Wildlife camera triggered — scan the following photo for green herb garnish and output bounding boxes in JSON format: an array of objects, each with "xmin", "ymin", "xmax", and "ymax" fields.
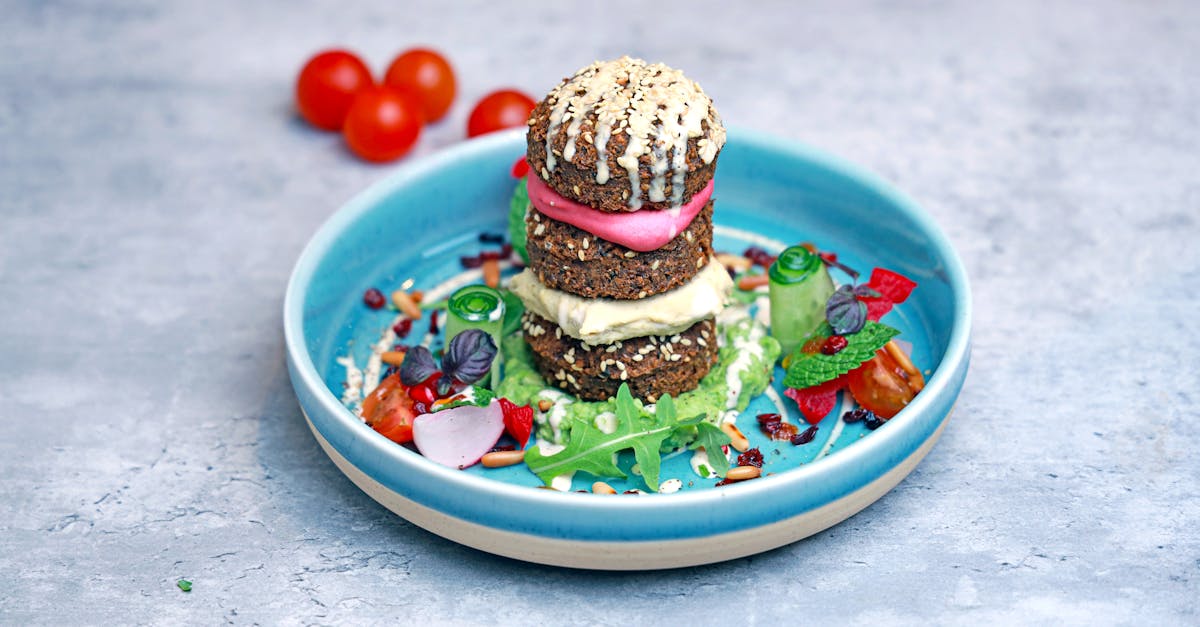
[
  {"xmin": 507, "ymin": 177, "xmax": 530, "ymax": 263},
  {"xmin": 782, "ymin": 321, "xmax": 899, "ymax": 389},
  {"xmin": 523, "ymin": 383, "xmax": 729, "ymax": 491},
  {"xmin": 177, "ymin": 579, "xmax": 192, "ymax": 592}
]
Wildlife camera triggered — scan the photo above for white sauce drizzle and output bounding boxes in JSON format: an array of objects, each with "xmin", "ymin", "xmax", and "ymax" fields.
[
  {"xmin": 550, "ymin": 471, "xmax": 574, "ymax": 491},
  {"xmin": 540, "ymin": 57, "xmax": 725, "ymax": 209},
  {"xmin": 658, "ymin": 478, "xmax": 683, "ymax": 494},
  {"xmin": 689, "ymin": 447, "xmax": 726, "ymax": 479},
  {"xmin": 337, "ymin": 356, "xmax": 364, "ymax": 411}
]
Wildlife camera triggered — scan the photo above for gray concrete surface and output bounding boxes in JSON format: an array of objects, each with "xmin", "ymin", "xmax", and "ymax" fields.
[{"xmin": 1, "ymin": 1, "xmax": 1197, "ymax": 624}]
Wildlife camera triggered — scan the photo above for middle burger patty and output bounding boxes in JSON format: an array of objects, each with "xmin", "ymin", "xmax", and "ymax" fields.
[{"xmin": 525, "ymin": 200, "xmax": 715, "ymax": 301}]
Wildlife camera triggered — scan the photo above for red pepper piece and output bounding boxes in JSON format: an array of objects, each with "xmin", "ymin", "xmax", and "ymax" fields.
[
  {"xmin": 784, "ymin": 375, "xmax": 847, "ymax": 425},
  {"xmin": 859, "ymin": 268, "xmax": 918, "ymax": 321},
  {"xmin": 498, "ymin": 397, "xmax": 533, "ymax": 448}
]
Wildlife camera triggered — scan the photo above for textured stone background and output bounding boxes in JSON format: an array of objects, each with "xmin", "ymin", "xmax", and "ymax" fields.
[{"xmin": 2, "ymin": 1, "xmax": 1197, "ymax": 624}]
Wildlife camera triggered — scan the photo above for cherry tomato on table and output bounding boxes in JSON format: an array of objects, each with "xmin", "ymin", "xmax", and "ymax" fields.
[
  {"xmin": 295, "ymin": 49, "xmax": 374, "ymax": 130},
  {"xmin": 846, "ymin": 349, "xmax": 916, "ymax": 419},
  {"xmin": 384, "ymin": 48, "xmax": 456, "ymax": 123},
  {"xmin": 342, "ymin": 86, "xmax": 423, "ymax": 162},
  {"xmin": 467, "ymin": 89, "xmax": 536, "ymax": 137},
  {"xmin": 362, "ymin": 373, "xmax": 418, "ymax": 443}
]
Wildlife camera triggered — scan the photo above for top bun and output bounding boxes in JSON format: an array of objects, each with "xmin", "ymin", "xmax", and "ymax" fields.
[{"xmin": 526, "ymin": 56, "xmax": 725, "ymax": 213}]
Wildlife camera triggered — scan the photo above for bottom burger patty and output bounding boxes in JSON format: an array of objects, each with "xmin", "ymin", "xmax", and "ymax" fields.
[{"xmin": 520, "ymin": 312, "xmax": 718, "ymax": 402}]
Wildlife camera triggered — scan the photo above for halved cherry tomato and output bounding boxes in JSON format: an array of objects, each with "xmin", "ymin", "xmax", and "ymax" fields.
[
  {"xmin": 384, "ymin": 48, "xmax": 456, "ymax": 123},
  {"xmin": 343, "ymin": 86, "xmax": 423, "ymax": 162},
  {"xmin": 467, "ymin": 90, "xmax": 536, "ymax": 137},
  {"xmin": 295, "ymin": 49, "xmax": 374, "ymax": 131},
  {"xmin": 362, "ymin": 373, "xmax": 418, "ymax": 443},
  {"xmin": 846, "ymin": 349, "xmax": 916, "ymax": 419}
]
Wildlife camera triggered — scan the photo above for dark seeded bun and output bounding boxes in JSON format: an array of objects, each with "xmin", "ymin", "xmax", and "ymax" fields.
[
  {"xmin": 525, "ymin": 201, "xmax": 714, "ymax": 300},
  {"xmin": 521, "ymin": 312, "xmax": 719, "ymax": 402},
  {"xmin": 525, "ymin": 56, "xmax": 725, "ymax": 213}
]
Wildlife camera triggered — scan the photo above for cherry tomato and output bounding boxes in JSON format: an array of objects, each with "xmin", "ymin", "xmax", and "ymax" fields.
[
  {"xmin": 467, "ymin": 90, "xmax": 536, "ymax": 137},
  {"xmin": 362, "ymin": 374, "xmax": 418, "ymax": 443},
  {"xmin": 343, "ymin": 86, "xmax": 423, "ymax": 162},
  {"xmin": 384, "ymin": 48, "xmax": 456, "ymax": 123},
  {"xmin": 846, "ymin": 350, "xmax": 916, "ymax": 419},
  {"xmin": 295, "ymin": 49, "xmax": 374, "ymax": 131}
]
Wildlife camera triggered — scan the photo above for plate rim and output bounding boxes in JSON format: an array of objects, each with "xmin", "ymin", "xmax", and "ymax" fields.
[{"xmin": 283, "ymin": 126, "xmax": 972, "ymax": 541}]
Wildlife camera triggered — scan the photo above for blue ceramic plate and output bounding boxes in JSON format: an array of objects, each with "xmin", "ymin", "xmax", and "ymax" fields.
[{"xmin": 284, "ymin": 128, "xmax": 971, "ymax": 569}]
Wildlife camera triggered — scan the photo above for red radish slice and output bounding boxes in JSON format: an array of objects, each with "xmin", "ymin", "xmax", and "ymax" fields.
[{"xmin": 412, "ymin": 401, "xmax": 505, "ymax": 469}]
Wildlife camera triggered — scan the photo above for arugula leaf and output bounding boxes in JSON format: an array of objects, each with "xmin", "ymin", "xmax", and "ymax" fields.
[
  {"xmin": 508, "ymin": 178, "xmax": 530, "ymax": 263},
  {"xmin": 524, "ymin": 384, "xmax": 684, "ymax": 492},
  {"xmin": 782, "ymin": 321, "xmax": 900, "ymax": 389},
  {"xmin": 499, "ymin": 289, "xmax": 525, "ymax": 337},
  {"xmin": 689, "ymin": 422, "xmax": 731, "ymax": 478}
]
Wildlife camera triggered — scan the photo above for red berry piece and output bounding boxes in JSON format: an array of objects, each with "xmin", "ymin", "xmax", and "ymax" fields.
[
  {"xmin": 392, "ymin": 318, "xmax": 413, "ymax": 338},
  {"xmin": 460, "ymin": 255, "xmax": 483, "ymax": 269},
  {"xmin": 736, "ymin": 448, "xmax": 764, "ymax": 468},
  {"xmin": 428, "ymin": 309, "xmax": 439, "ymax": 334},
  {"xmin": 409, "ymin": 383, "xmax": 436, "ymax": 406},
  {"xmin": 363, "ymin": 288, "xmax": 386, "ymax": 309},
  {"xmin": 820, "ymin": 335, "xmax": 849, "ymax": 355}
]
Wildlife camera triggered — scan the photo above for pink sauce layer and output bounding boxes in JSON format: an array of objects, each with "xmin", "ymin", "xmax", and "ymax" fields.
[{"xmin": 525, "ymin": 174, "xmax": 713, "ymax": 252}]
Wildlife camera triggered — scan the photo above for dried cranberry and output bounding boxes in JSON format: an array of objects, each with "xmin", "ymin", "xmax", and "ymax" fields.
[
  {"xmin": 715, "ymin": 478, "xmax": 735, "ymax": 487},
  {"xmin": 843, "ymin": 408, "xmax": 870, "ymax": 423},
  {"xmin": 428, "ymin": 309, "xmax": 439, "ymax": 334},
  {"xmin": 865, "ymin": 415, "xmax": 885, "ymax": 430},
  {"xmin": 392, "ymin": 318, "xmax": 413, "ymax": 338},
  {"xmin": 791, "ymin": 425, "xmax": 818, "ymax": 445},
  {"xmin": 479, "ymin": 232, "xmax": 505, "ymax": 244},
  {"xmin": 500, "ymin": 242, "xmax": 513, "ymax": 258},
  {"xmin": 363, "ymin": 288, "xmax": 386, "ymax": 310},
  {"xmin": 820, "ymin": 335, "xmax": 849, "ymax": 355},
  {"xmin": 489, "ymin": 443, "xmax": 516, "ymax": 452},
  {"xmin": 460, "ymin": 255, "xmax": 483, "ymax": 269},
  {"xmin": 743, "ymin": 246, "xmax": 777, "ymax": 268},
  {"xmin": 479, "ymin": 250, "xmax": 502, "ymax": 262},
  {"xmin": 736, "ymin": 448, "xmax": 764, "ymax": 468}
]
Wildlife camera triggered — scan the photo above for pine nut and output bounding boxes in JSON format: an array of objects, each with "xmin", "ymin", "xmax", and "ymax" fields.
[
  {"xmin": 884, "ymin": 340, "xmax": 926, "ymax": 393},
  {"xmin": 725, "ymin": 465, "xmax": 761, "ymax": 482},
  {"xmin": 715, "ymin": 252, "xmax": 752, "ymax": 272},
  {"xmin": 720, "ymin": 422, "xmax": 750, "ymax": 452},
  {"xmin": 737, "ymin": 274, "xmax": 770, "ymax": 291},
  {"xmin": 481, "ymin": 450, "xmax": 525, "ymax": 468},
  {"xmin": 381, "ymin": 351, "xmax": 406, "ymax": 366},
  {"xmin": 391, "ymin": 290, "xmax": 422, "ymax": 319},
  {"xmin": 592, "ymin": 481, "xmax": 617, "ymax": 495},
  {"xmin": 537, "ymin": 399, "xmax": 553, "ymax": 412},
  {"xmin": 482, "ymin": 258, "xmax": 501, "ymax": 288}
]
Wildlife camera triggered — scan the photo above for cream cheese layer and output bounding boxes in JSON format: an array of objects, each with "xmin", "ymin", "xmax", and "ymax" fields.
[{"xmin": 509, "ymin": 259, "xmax": 732, "ymax": 344}]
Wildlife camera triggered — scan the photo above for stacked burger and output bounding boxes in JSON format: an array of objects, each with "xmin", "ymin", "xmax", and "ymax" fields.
[{"xmin": 508, "ymin": 57, "xmax": 732, "ymax": 402}]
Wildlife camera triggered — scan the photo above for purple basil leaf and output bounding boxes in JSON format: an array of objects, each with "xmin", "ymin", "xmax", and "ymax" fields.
[
  {"xmin": 399, "ymin": 346, "xmax": 438, "ymax": 386},
  {"xmin": 442, "ymin": 329, "xmax": 497, "ymax": 387},
  {"xmin": 826, "ymin": 286, "xmax": 867, "ymax": 335},
  {"xmin": 853, "ymin": 284, "xmax": 882, "ymax": 299}
]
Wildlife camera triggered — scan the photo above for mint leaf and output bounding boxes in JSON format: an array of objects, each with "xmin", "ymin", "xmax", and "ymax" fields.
[
  {"xmin": 782, "ymin": 321, "xmax": 900, "ymax": 389},
  {"xmin": 508, "ymin": 178, "xmax": 530, "ymax": 263},
  {"xmin": 524, "ymin": 384, "xmax": 683, "ymax": 492}
]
